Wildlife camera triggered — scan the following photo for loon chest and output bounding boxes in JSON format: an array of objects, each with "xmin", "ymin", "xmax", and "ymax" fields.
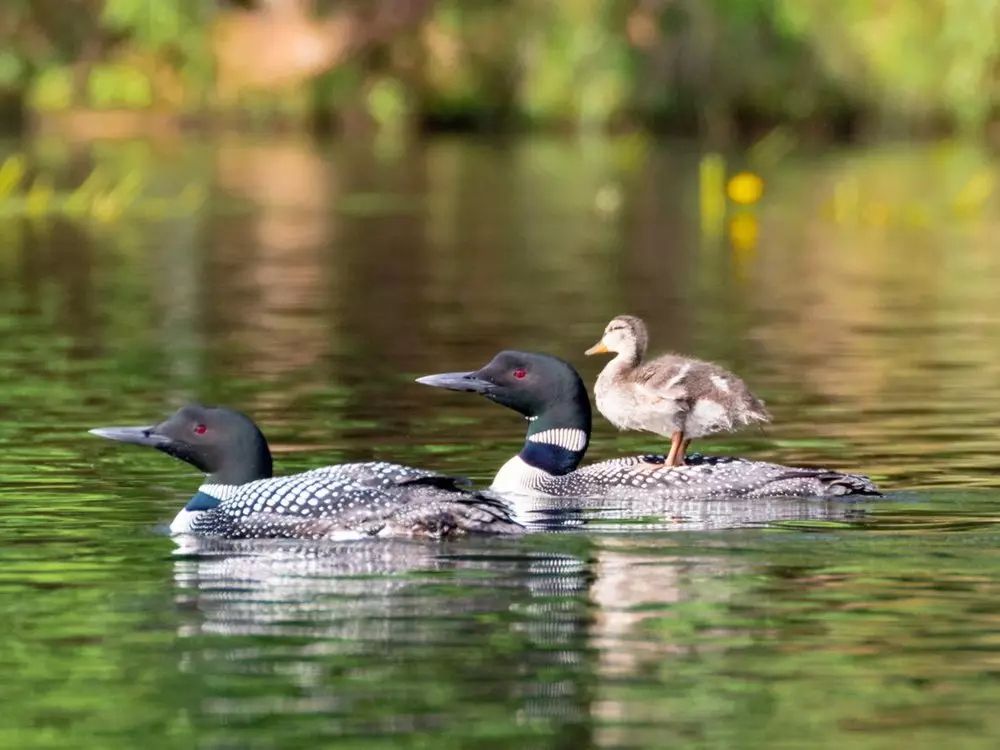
[
  {"xmin": 489, "ymin": 427, "xmax": 587, "ymax": 496},
  {"xmin": 491, "ymin": 456, "xmax": 557, "ymax": 496},
  {"xmin": 169, "ymin": 490, "xmax": 220, "ymax": 534}
]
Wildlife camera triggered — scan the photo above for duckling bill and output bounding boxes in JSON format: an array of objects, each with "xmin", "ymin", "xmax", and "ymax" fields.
[{"xmin": 586, "ymin": 315, "xmax": 770, "ymax": 466}]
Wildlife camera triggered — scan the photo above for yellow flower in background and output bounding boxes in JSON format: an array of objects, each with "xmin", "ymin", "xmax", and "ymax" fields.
[
  {"xmin": 727, "ymin": 171, "xmax": 764, "ymax": 205},
  {"xmin": 952, "ymin": 170, "xmax": 994, "ymax": 217},
  {"xmin": 729, "ymin": 213, "xmax": 758, "ymax": 252}
]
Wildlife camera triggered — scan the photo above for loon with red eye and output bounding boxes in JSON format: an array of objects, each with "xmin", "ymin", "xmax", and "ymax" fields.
[
  {"xmin": 416, "ymin": 349, "xmax": 880, "ymax": 500},
  {"xmin": 85, "ymin": 349, "xmax": 880, "ymax": 540},
  {"xmin": 88, "ymin": 403, "xmax": 520, "ymax": 540}
]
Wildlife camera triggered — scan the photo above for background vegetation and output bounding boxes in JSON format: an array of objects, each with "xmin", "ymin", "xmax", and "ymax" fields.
[{"xmin": 2, "ymin": 0, "xmax": 999, "ymax": 140}]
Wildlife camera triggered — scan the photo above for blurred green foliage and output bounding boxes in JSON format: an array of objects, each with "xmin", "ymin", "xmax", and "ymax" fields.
[
  {"xmin": 1, "ymin": 0, "xmax": 1000, "ymax": 136},
  {"xmin": 0, "ymin": 142, "xmax": 211, "ymax": 222}
]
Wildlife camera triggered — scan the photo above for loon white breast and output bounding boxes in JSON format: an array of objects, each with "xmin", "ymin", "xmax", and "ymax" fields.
[
  {"xmin": 416, "ymin": 350, "xmax": 880, "ymax": 500},
  {"xmin": 89, "ymin": 404, "xmax": 521, "ymax": 541}
]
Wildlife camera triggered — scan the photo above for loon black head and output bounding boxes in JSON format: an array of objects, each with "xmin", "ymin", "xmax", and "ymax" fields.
[
  {"xmin": 416, "ymin": 350, "xmax": 592, "ymax": 475},
  {"xmin": 89, "ymin": 403, "xmax": 273, "ymax": 486}
]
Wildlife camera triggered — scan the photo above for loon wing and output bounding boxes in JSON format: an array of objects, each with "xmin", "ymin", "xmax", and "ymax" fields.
[
  {"xmin": 564, "ymin": 454, "xmax": 879, "ymax": 500},
  {"xmin": 199, "ymin": 471, "xmax": 519, "ymax": 540},
  {"xmin": 309, "ymin": 461, "xmax": 473, "ymax": 491}
]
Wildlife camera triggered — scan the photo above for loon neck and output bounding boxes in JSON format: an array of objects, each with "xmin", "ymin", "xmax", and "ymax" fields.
[
  {"xmin": 207, "ymin": 461, "xmax": 270, "ymax": 487},
  {"xmin": 185, "ymin": 448, "xmax": 272, "ymax": 512},
  {"xmin": 518, "ymin": 401, "xmax": 591, "ymax": 477},
  {"xmin": 203, "ymin": 434, "xmax": 273, "ymax": 487}
]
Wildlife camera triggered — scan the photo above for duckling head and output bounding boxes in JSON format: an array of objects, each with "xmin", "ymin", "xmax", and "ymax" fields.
[{"xmin": 585, "ymin": 315, "xmax": 648, "ymax": 359}]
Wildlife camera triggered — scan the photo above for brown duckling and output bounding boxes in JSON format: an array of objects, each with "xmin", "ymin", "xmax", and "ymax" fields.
[{"xmin": 585, "ymin": 315, "xmax": 770, "ymax": 466}]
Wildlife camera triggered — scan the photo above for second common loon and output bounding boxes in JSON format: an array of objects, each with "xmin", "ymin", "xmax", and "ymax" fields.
[
  {"xmin": 89, "ymin": 404, "xmax": 521, "ymax": 540},
  {"xmin": 417, "ymin": 350, "xmax": 880, "ymax": 500}
]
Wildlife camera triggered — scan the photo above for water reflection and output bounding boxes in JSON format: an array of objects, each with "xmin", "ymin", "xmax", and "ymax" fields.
[
  {"xmin": 171, "ymin": 536, "xmax": 597, "ymax": 739},
  {"xmin": 208, "ymin": 138, "xmax": 335, "ymax": 395},
  {"xmin": 174, "ymin": 538, "xmax": 486, "ymax": 638},
  {"xmin": 6, "ymin": 137, "xmax": 1000, "ymax": 748},
  {"xmin": 511, "ymin": 493, "xmax": 870, "ymax": 533},
  {"xmin": 10, "ymin": 138, "xmax": 999, "ymax": 487},
  {"xmin": 164, "ymin": 489, "xmax": 870, "ymax": 741}
]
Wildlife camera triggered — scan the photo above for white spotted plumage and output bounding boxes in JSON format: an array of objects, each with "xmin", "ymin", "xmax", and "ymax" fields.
[
  {"xmin": 171, "ymin": 461, "xmax": 520, "ymax": 540},
  {"xmin": 489, "ymin": 453, "xmax": 878, "ymax": 500}
]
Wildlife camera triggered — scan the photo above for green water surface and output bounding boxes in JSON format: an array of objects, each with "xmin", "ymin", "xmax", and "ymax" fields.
[{"xmin": 2, "ymin": 137, "xmax": 1000, "ymax": 750}]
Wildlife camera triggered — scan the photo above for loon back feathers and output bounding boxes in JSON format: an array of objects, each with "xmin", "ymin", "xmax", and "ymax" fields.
[
  {"xmin": 318, "ymin": 461, "xmax": 472, "ymax": 490},
  {"xmin": 493, "ymin": 453, "xmax": 880, "ymax": 500},
  {"xmin": 189, "ymin": 463, "xmax": 519, "ymax": 540}
]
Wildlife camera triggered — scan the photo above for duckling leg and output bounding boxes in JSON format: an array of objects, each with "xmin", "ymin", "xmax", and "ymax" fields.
[
  {"xmin": 680, "ymin": 439, "xmax": 691, "ymax": 463},
  {"xmin": 666, "ymin": 432, "xmax": 686, "ymax": 466}
]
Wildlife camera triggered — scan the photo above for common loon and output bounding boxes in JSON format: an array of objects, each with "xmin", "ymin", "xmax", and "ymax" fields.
[
  {"xmin": 89, "ymin": 404, "xmax": 521, "ymax": 540},
  {"xmin": 417, "ymin": 350, "xmax": 880, "ymax": 499}
]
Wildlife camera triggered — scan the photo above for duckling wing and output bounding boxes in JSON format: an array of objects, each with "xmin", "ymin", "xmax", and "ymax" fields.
[
  {"xmin": 619, "ymin": 357, "xmax": 698, "ymax": 415},
  {"xmin": 631, "ymin": 355, "xmax": 692, "ymax": 391},
  {"xmin": 692, "ymin": 367, "xmax": 771, "ymax": 423},
  {"xmin": 635, "ymin": 357, "xmax": 771, "ymax": 425}
]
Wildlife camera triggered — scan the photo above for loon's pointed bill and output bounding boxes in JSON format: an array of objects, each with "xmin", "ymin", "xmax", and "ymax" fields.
[
  {"xmin": 89, "ymin": 403, "xmax": 521, "ymax": 540},
  {"xmin": 89, "ymin": 425, "xmax": 170, "ymax": 447},
  {"xmin": 415, "ymin": 371, "xmax": 494, "ymax": 393}
]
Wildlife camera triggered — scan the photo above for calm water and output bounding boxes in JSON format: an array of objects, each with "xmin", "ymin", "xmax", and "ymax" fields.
[{"xmin": 2, "ymin": 136, "xmax": 1000, "ymax": 749}]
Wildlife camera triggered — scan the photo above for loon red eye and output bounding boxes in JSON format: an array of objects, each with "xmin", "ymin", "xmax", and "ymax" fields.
[
  {"xmin": 513, "ymin": 368, "xmax": 526, "ymax": 379},
  {"xmin": 194, "ymin": 424, "xmax": 207, "ymax": 435}
]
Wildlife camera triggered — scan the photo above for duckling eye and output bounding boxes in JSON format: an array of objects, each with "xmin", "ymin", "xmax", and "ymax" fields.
[
  {"xmin": 513, "ymin": 368, "xmax": 526, "ymax": 379},
  {"xmin": 193, "ymin": 424, "xmax": 207, "ymax": 435}
]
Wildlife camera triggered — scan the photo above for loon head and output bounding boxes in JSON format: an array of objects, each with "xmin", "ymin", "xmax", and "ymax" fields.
[
  {"xmin": 89, "ymin": 403, "xmax": 273, "ymax": 486},
  {"xmin": 416, "ymin": 350, "xmax": 592, "ymax": 466}
]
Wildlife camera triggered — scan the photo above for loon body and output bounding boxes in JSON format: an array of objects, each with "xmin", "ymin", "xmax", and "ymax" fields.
[
  {"xmin": 585, "ymin": 315, "xmax": 770, "ymax": 466},
  {"xmin": 417, "ymin": 351, "xmax": 879, "ymax": 500},
  {"xmin": 89, "ymin": 405, "xmax": 520, "ymax": 540}
]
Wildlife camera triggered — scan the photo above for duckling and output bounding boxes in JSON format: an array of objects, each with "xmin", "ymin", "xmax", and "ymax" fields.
[{"xmin": 585, "ymin": 315, "xmax": 770, "ymax": 466}]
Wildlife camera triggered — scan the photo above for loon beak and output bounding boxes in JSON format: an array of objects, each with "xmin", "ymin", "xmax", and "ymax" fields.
[
  {"xmin": 584, "ymin": 341, "xmax": 608, "ymax": 355},
  {"xmin": 88, "ymin": 425, "xmax": 172, "ymax": 448},
  {"xmin": 415, "ymin": 371, "xmax": 494, "ymax": 394}
]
